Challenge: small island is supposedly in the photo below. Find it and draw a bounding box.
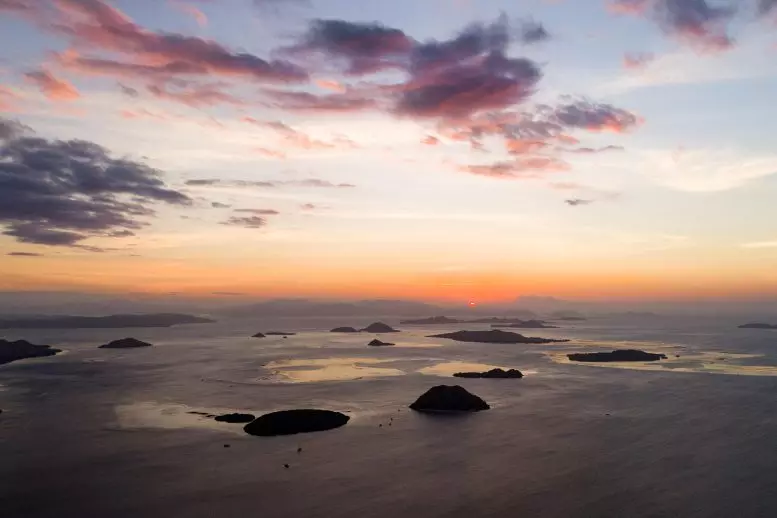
[243,409,350,436]
[368,338,394,346]
[410,385,490,413]
[99,338,153,349]
[492,319,558,329]
[453,368,524,379]
[0,313,214,329]
[361,322,399,333]
[251,332,266,338]
[567,349,667,362]
[330,326,359,333]
[738,323,777,330]
[465,317,525,324]
[400,316,462,325]
[1,339,62,365]
[214,413,256,424]
[429,329,569,344]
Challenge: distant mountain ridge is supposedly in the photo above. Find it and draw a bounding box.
[0,313,214,329]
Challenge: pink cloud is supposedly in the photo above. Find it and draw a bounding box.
[460,156,569,179]
[170,1,208,27]
[314,78,347,92]
[421,135,440,145]
[622,52,655,69]
[24,68,80,101]
[253,147,287,159]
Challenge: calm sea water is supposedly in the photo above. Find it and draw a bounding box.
[2,315,777,517]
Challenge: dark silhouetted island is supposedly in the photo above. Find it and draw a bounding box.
[251,332,265,338]
[400,316,462,325]
[558,316,586,321]
[265,332,296,336]
[429,329,569,344]
[215,413,256,424]
[0,339,62,365]
[738,323,777,330]
[453,368,524,379]
[465,317,522,324]
[243,409,349,436]
[361,322,399,333]
[567,349,667,362]
[0,313,214,329]
[492,319,558,329]
[99,338,153,349]
[368,338,394,346]
[330,326,359,333]
[410,385,490,413]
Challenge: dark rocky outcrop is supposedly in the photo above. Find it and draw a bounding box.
[567,349,667,362]
[409,385,490,413]
[453,368,524,379]
[361,322,399,333]
[492,320,558,329]
[214,413,256,424]
[368,339,394,346]
[429,329,568,344]
[252,332,266,338]
[99,338,153,349]
[400,316,462,325]
[0,313,214,329]
[243,409,349,436]
[0,339,62,365]
[330,326,359,333]
[465,317,522,324]
[738,323,777,330]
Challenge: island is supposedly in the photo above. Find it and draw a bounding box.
[428,329,569,344]
[465,317,523,324]
[251,332,266,338]
[361,322,399,333]
[400,316,462,325]
[99,338,153,349]
[453,368,524,379]
[0,313,214,329]
[243,409,350,436]
[558,316,586,321]
[567,349,668,362]
[368,338,394,346]
[1,339,62,365]
[738,323,777,330]
[492,319,558,329]
[214,413,256,424]
[330,326,359,333]
[409,385,490,413]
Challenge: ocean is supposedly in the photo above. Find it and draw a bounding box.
[2,315,777,517]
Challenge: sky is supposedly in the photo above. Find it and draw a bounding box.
[1,0,777,304]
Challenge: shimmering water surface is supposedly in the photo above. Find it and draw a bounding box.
[3,315,777,517]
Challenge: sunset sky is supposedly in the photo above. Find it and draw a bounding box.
[2,0,777,303]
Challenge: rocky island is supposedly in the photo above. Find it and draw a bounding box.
[361,322,399,333]
[410,385,490,413]
[492,320,558,329]
[99,338,153,349]
[429,329,569,344]
[738,323,777,330]
[243,409,350,436]
[0,313,214,329]
[251,332,266,338]
[400,316,462,325]
[330,326,359,333]
[567,349,668,362]
[0,339,62,365]
[214,413,256,424]
[453,368,524,379]
[368,338,394,346]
